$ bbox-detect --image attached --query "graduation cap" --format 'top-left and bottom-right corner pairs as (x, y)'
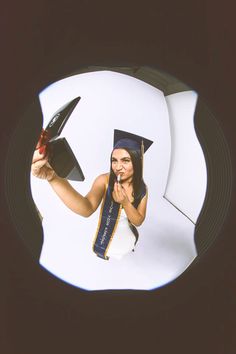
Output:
(113, 129), (153, 152)
(40, 96), (85, 181)
(113, 129), (153, 175)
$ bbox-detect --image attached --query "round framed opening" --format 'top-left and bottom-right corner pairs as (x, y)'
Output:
(5, 66), (232, 296)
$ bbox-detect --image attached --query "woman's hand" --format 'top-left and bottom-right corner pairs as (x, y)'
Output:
(31, 146), (56, 182)
(112, 182), (130, 206)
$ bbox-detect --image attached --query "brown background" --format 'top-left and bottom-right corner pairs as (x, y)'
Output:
(1, 1), (236, 353)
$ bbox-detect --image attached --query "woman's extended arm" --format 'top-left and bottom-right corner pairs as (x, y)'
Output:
(48, 175), (106, 217)
(31, 149), (106, 217)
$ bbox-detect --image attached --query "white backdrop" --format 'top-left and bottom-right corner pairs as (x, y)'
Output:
(164, 92), (207, 223)
(31, 70), (203, 290)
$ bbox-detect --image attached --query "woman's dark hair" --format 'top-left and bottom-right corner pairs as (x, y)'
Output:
(108, 148), (146, 207)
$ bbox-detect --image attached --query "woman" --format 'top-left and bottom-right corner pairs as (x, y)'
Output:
(31, 129), (153, 260)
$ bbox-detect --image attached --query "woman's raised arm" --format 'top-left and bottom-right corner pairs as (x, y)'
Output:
(49, 174), (106, 217)
(31, 148), (106, 217)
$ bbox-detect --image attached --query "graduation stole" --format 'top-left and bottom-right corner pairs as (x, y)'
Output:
(93, 184), (122, 260)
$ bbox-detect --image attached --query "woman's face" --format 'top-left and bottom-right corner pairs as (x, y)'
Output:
(111, 148), (134, 182)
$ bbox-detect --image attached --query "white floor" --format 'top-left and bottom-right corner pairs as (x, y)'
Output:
(38, 191), (197, 291)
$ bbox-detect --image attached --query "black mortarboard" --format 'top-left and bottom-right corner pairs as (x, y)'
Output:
(113, 129), (153, 177)
(43, 96), (85, 181)
(113, 129), (153, 153)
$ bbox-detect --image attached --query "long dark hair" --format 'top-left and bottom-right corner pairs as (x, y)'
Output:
(108, 148), (146, 206)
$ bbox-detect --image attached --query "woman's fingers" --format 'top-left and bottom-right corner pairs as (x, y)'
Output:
(31, 141), (55, 181)
(115, 182), (122, 197)
(117, 182), (127, 197)
(31, 158), (47, 176)
(32, 158), (48, 169)
(113, 183), (119, 202)
(114, 182), (118, 194)
(32, 148), (48, 163)
(112, 182), (128, 204)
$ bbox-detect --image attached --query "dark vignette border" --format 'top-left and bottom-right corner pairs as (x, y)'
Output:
(3, 65), (233, 317)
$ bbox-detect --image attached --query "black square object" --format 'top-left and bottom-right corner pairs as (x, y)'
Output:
(48, 138), (85, 181)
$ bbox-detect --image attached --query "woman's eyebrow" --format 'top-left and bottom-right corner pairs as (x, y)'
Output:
(112, 156), (131, 160)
